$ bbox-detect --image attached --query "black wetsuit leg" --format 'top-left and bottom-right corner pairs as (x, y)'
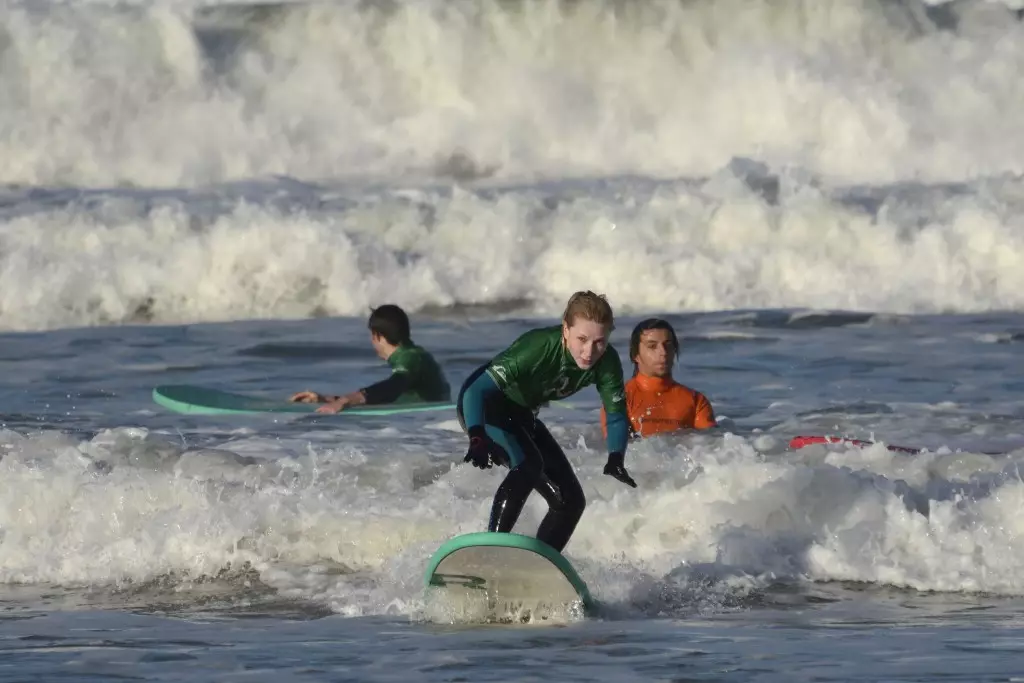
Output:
(529, 420), (586, 552)
(456, 364), (586, 552)
(486, 425), (542, 536)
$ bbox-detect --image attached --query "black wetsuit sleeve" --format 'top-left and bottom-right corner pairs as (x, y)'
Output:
(360, 373), (412, 405)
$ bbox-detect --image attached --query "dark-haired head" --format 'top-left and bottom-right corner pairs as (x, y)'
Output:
(629, 318), (679, 377)
(367, 305), (411, 346)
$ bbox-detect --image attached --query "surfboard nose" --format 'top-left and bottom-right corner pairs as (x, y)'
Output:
(423, 531), (592, 623)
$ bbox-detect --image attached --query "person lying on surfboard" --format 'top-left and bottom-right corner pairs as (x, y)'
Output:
(289, 304), (451, 414)
(600, 318), (717, 438)
(456, 290), (637, 553)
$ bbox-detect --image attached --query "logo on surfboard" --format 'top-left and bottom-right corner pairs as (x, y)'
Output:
(429, 573), (487, 590)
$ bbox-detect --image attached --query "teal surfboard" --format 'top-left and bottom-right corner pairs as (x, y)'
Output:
(424, 532), (593, 621)
(152, 385), (456, 416)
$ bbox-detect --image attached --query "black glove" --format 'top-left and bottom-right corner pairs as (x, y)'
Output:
(603, 451), (637, 488)
(464, 426), (509, 469)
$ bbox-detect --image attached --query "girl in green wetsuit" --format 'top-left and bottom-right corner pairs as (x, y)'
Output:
(456, 291), (637, 553)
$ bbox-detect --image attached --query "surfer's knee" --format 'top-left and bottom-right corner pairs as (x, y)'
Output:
(540, 474), (585, 516)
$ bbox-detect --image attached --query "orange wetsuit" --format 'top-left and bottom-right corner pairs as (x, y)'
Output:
(601, 374), (716, 438)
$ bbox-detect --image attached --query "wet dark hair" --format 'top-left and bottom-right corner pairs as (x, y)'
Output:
(629, 318), (679, 376)
(368, 304), (411, 345)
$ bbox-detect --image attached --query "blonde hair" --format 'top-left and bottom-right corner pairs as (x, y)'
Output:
(562, 290), (614, 329)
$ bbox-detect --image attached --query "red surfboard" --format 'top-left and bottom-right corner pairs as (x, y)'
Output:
(788, 435), (921, 454)
(789, 435), (1009, 456)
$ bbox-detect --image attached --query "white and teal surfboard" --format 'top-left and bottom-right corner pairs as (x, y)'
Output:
(423, 531), (593, 623)
(152, 385), (456, 416)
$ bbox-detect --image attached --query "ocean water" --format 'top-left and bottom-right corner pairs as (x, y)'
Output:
(3, 0), (1024, 680)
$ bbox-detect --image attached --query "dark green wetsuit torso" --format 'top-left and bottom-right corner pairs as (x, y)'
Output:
(484, 326), (626, 417)
(362, 342), (451, 404)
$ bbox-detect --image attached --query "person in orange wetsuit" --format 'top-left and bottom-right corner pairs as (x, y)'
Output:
(601, 318), (716, 438)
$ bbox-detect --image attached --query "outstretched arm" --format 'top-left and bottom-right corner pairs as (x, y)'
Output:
(605, 410), (629, 454)
(313, 371), (416, 414)
(293, 370), (417, 414)
(461, 369), (501, 429)
(313, 389), (365, 414)
(459, 370), (512, 470)
(288, 389), (364, 414)
(601, 408), (636, 487)
(595, 350), (637, 488)
(360, 373), (413, 405)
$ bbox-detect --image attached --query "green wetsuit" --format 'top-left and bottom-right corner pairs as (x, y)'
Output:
(361, 341), (451, 404)
(455, 326), (631, 552)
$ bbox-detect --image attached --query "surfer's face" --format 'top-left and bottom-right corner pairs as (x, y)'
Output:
(563, 318), (608, 370)
(634, 329), (675, 378)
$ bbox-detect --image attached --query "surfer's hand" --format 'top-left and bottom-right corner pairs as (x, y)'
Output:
(464, 426), (508, 469)
(316, 397), (349, 414)
(290, 390), (322, 403)
(603, 451), (637, 488)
